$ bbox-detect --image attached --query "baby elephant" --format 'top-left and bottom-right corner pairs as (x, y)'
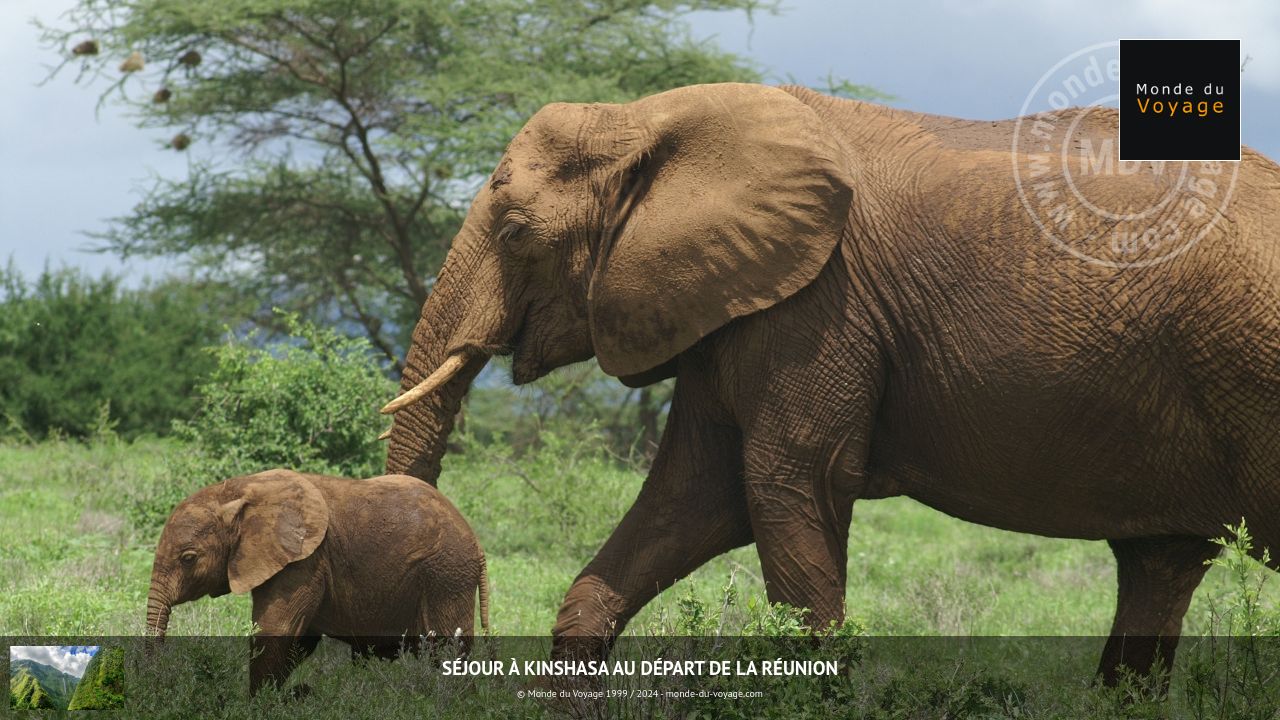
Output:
(145, 469), (489, 693)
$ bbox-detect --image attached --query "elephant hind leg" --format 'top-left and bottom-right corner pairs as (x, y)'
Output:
(1098, 536), (1219, 687)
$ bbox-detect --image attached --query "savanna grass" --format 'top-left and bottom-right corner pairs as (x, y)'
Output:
(5, 435), (1280, 717)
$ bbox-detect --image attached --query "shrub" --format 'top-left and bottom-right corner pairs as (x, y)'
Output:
(128, 313), (394, 531)
(0, 262), (236, 440)
(1181, 520), (1280, 717)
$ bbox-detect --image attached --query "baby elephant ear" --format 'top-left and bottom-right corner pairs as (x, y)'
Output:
(221, 470), (329, 594)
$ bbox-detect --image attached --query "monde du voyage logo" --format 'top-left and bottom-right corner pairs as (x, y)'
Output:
(1013, 39), (1242, 269)
(1120, 39), (1241, 161)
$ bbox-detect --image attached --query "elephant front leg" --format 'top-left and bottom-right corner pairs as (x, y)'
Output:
(250, 635), (320, 697)
(551, 383), (753, 659)
(248, 575), (323, 695)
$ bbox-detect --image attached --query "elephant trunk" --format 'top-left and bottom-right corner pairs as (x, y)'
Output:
(145, 591), (171, 638)
(385, 234), (497, 484)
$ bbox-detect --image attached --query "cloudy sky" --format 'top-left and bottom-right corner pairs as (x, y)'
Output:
(10, 645), (99, 678)
(1, 0), (1276, 284)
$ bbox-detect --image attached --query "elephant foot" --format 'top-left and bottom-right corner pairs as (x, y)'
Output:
(551, 575), (628, 661)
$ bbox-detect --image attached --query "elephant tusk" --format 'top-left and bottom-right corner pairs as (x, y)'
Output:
(380, 353), (468, 414)
(377, 427), (393, 441)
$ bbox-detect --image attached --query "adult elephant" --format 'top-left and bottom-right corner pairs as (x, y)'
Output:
(381, 82), (1280, 682)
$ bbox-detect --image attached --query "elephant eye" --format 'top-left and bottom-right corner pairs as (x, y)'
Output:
(180, 551), (198, 565)
(496, 221), (523, 247)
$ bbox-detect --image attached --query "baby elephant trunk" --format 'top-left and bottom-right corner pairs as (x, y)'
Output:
(146, 590), (171, 638)
(478, 550), (490, 633)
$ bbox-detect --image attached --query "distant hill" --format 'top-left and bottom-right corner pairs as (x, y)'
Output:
(67, 647), (125, 710)
(11, 669), (57, 709)
(9, 659), (78, 710)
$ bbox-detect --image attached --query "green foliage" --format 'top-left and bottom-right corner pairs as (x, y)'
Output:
(468, 359), (671, 461)
(450, 428), (640, 558)
(67, 646), (126, 710)
(740, 597), (820, 636)
(1205, 519), (1278, 636)
(9, 669), (56, 709)
(627, 593), (861, 718)
(130, 637), (253, 717)
(40, 0), (771, 362)
(128, 312), (394, 531)
(1180, 520), (1280, 717)
(10, 661), (72, 704)
(174, 312), (394, 476)
(0, 262), (236, 441)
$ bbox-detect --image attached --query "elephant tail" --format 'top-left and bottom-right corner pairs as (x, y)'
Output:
(477, 546), (490, 633)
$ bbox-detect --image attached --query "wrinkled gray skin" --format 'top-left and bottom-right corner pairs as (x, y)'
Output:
(146, 470), (489, 694)
(383, 82), (1280, 684)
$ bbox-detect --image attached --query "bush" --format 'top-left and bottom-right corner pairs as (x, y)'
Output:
(1181, 520), (1280, 717)
(128, 313), (394, 531)
(0, 262), (237, 440)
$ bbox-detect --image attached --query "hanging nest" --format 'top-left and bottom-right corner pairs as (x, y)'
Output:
(120, 51), (144, 73)
(169, 133), (191, 151)
(178, 50), (202, 68)
(72, 40), (99, 56)
(153, 88), (172, 104)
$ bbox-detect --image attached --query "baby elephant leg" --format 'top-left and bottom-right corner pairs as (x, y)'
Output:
(249, 575), (323, 695)
(250, 635), (320, 696)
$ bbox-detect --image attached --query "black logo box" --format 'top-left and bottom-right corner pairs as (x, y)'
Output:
(1120, 39), (1241, 161)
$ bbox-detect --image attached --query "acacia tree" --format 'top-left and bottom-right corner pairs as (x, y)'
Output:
(40, 0), (768, 370)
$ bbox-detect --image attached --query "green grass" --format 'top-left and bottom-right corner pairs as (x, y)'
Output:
(6, 436), (1280, 718)
(1, 435), (1275, 638)
(0, 437), (250, 636)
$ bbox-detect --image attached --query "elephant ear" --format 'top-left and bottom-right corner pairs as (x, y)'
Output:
(588, 83), (853, 377)
(220, 470), (329, 594)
